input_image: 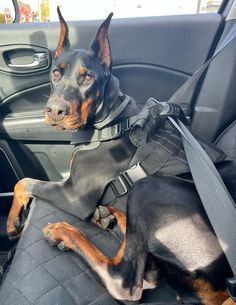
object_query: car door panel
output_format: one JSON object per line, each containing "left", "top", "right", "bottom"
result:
{"left": 0, "top": 13, "right": 224, "bottom": 180}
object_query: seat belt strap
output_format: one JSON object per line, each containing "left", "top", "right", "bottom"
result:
{"left": 168, "top": 116, "right": 236, "bottom": 299}
{"left": 168, "top": 23, "right": 236, "bottom": 112}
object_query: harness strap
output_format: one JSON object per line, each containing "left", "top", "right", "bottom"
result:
{"left": 71, "top": 119, "right": 131, "bottom": 145}
{"left": 71, "top": 97, "right": 173, "bottom": 146}
{"left": 99, "top": 100, "right": 185, "bottom": 206}
{"left": 71, "top": 94, "right": 135, "bottom": 145}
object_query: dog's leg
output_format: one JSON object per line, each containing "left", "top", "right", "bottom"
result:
{"left": 191, "top": 278, "right": 231, "bottom": 305}
{"left": 43, "top": 207, "right": 147, "bottom": 301}
{"left": 222, "top": 298, "right": 236, "bottom": 305}
{"left": 7, "top": 177, "right": 81, "bottom": 239}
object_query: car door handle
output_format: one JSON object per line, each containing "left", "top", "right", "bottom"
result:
{"left": 8, "top": 52, "right": 48, "bottom": 70}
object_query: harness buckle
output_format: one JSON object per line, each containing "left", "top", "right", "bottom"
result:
{"left": 110, "top": 163, "right": 147, "bottom": 197}
{"left": 108, "top": 118, "right": 131, "bottom": 140}
{"left": 226, "top": 277, "right": 236, "bottom": 301}
{"left": 110, "top": 123, "right": 122, "bottom": 138}
{"left": 121, "top": 162, "right": 147, "bottom": 188}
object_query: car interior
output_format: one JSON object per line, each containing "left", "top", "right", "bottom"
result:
{"left": 1, "top": 0, "right": 236, "bottom": 304}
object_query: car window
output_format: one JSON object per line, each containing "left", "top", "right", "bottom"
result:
{"left": 0, "top": 0, "right": 224, "bottom": 23}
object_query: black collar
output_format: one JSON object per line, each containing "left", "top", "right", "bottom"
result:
{"left": 71, "top": 94, "right": 133, "bottom": 145}
{"left": 94, "top": 94, "right": 131, "bottom": 129}
{"left": 71, "top": 118, "right": 131, "bottom": 145}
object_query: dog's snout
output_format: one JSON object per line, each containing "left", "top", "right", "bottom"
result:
{"left": 46, "top": 100, "right": 69, "bottom": 121}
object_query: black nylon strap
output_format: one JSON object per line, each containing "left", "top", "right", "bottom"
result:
{"left": 94, "top": 94, "right": 132, "bottom": 129}
{"left": 71, "top": 119, "right": 131, "bottom": 145}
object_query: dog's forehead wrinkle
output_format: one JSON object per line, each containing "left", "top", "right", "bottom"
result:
{"left": 74, "top": 49, "right": 105, "bottom": 73}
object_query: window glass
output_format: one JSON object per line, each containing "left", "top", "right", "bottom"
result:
{"left": 0, "top": 0, "right": 15, "bottom": 23}
{"left": 0, "top": 0, "right": 224, "bottom": 23}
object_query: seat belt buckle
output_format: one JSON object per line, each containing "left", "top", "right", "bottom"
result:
{"left": 226, "top": 277, "right": 236, "bottom": 301}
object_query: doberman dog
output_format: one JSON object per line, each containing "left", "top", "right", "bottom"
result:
{"left": 6, "top": 8, "right": 236, "bottom": 305}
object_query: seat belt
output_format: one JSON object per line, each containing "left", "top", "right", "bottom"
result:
{"left": 168, "top": 22, "right": 236, "bottom": 114}
{"left": 167, "top": 115, "right": 236, "bottom": 300}
{"left": 166, "top": 22, "right": 236, "bottom": 300}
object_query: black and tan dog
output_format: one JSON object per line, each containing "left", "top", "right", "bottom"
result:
{"left": 6, "top": 8, "right": 236, "bottom": 305}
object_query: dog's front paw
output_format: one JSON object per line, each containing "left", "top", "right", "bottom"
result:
{"left": 43, "top": 222, "right": 80, "bottom": 251}
{"left": 91, "top": 206, "right": 116, "bottom": 229}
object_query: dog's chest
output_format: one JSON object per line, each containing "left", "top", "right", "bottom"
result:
{"left": 69, "top": 136, "right": 136, "bottom": 187}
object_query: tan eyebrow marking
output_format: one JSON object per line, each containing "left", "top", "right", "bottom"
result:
{"left": 59, "top": 62, "right": 65, "bottom": 69}
{"left": 79, "top": 66, "right": 87, "bottom": 75}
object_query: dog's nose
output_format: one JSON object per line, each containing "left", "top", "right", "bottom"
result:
{"left": 45, "top": 102, "right": 69, "bottom": 121}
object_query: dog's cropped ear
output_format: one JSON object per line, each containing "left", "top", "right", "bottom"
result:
{"left": 54, "top": 6, "right": 70, "bottom": 59}
{"left": 90, "top": 13, "right": 113, "bottom": 71}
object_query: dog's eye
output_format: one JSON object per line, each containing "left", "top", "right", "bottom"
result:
{"left": 84, "top": 73, "right": 93, "bottom": 82}
{"left": 52, "top": 70, "right": 60, "bottom": 79}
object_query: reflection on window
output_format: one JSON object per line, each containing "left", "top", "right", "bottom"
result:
{"left": 0, "top": 0, "right": 15, "bottom": 23}
{"left": 0, "top": 0, "right": 223, "bottom": 24}
{"left": 18, "top": 0, "right": 49, "bottom": 22}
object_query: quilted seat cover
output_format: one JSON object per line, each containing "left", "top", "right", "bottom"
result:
{"left": 0, "top": 199, "right": 178, "bottom": 305}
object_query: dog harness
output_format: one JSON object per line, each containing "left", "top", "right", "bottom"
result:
{"left": 99, "top": 98, "right": 225, "bottom": 206}
{"left": 71, "top": 97, "right": 225, "bottom": 206}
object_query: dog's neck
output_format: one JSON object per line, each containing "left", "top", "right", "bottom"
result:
{"left": 94, "top": 75, "right": 139, "bottom": 128}
{"left": 71, "top": 75, "right": 139, "bottom": 146}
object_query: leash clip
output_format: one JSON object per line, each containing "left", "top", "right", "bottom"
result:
{"left": 226, "top": 277, "right": 236, "bottom": 301}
